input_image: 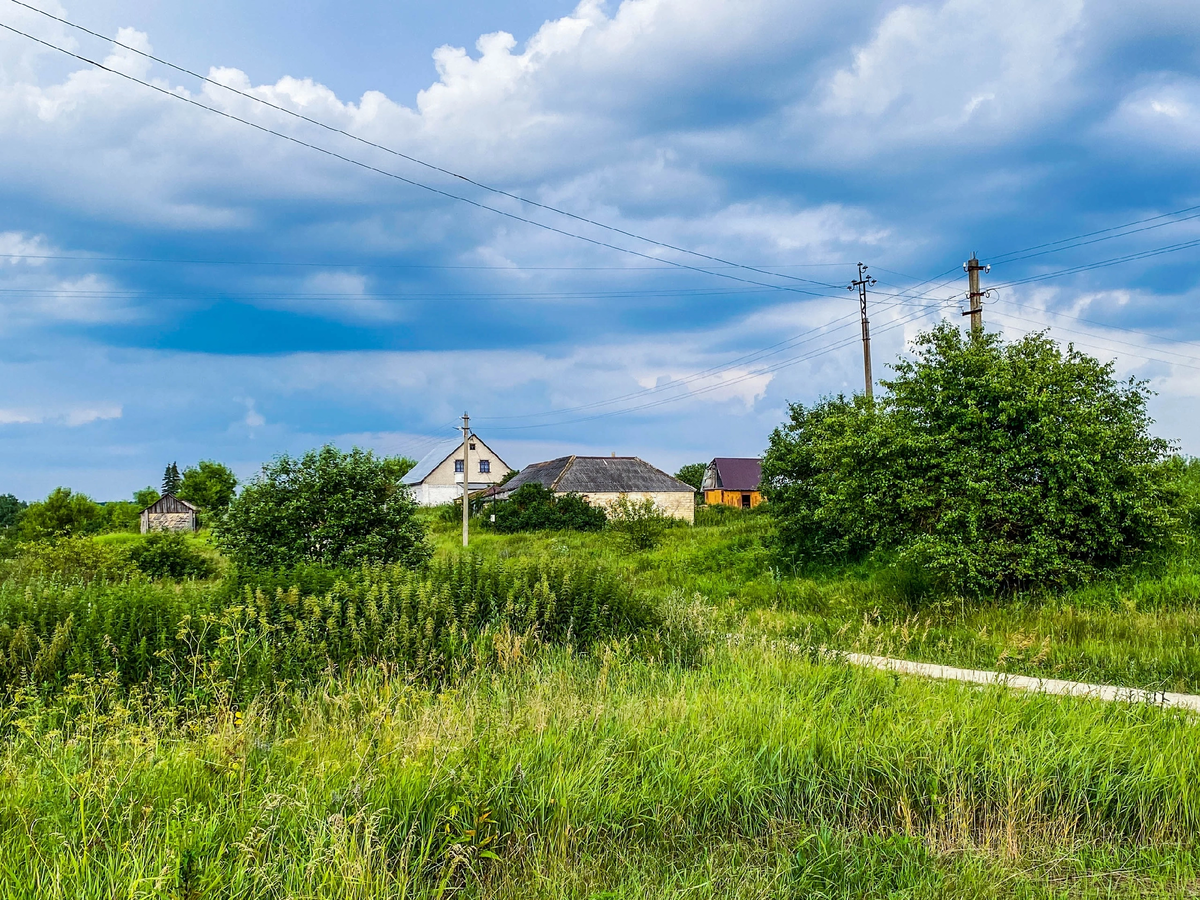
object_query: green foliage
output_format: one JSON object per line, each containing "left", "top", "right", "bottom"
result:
{"left": 764, "top": 325, "right": 1175, "bottom": 595}
{"left": 381, "top": 454, "right": 419, "bottom": 482}
{"left": 3, "top": 536, "right": 139, "bottom": 584}
{"left": 694, "top": 502, "right": 761, "bottom": 527}
{"left": 606, "top": 493, "right": 676, "bottom": 551}
{"left": 0, "top": 493, "right": 25, "bottom": 529}
{"left": 177, "top": 460, "right": 239, "bottom": 512}
{"left": 99, "top": 500, "right": 141, "bottom": 532}
{"left": 674, "top": 462, "right": 707, "bottom": 492}
{"left": 161, "top": 462, "right": 182, "bottom": 496}
{"left": 490, "top": 483, "right": 607, "bottom": 533}
{"left": 215, "top": 445, "right": 430, "bottom": 570}
{"left": 0, "top": 554, "right": 654, "bottom": 696}
{"left": 132, "top": 486, "right": 160, "bottom": 509}
{"left": 127, "top": 531, "right": 215, "bottom": 580}
{"left": 17, "top": 487, "right": 104, "bottom": 541}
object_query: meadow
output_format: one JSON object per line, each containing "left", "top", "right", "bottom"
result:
{"left": 1, "top": 512, "right": 1199, "bottom": 897}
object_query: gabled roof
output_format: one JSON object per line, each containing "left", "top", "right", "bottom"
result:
{"left": 706, "top": 457, "right": 762, "bottom": 491}
{"left": 401, "top": 433, "right": 509, "bottom": 486}
{"left": 402, "top": 440, "right": 458, "bottom": 486}
{"left": 141, "top": 493, "right": 197, "bottom": 514}
{"left": 499, "top": 456, "right": 693, "bottom": 496}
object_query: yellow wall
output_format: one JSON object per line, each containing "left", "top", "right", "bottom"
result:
{"left": 704, "top": 490, "right": 763, "bottom": 509}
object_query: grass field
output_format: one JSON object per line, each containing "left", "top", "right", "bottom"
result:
{"left": 1, "top": 513, "right": 1198, "bottom": 897}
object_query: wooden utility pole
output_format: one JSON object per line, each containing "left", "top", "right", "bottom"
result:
{"left": 848, "top": 262, "right": 877, "bottom": 400}
{"left": 963, "top": 255, "right": 989, "bottom": 336}
{"left": 461, "top": 411, "right": 470, "bottom": 548}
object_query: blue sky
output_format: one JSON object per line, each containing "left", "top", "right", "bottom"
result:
{"left": 1, "top": 0, "right": 1199, "bottom": 499}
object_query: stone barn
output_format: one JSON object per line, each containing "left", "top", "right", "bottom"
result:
{"left": 493, "top": 455, "right": 696, "bottom": 523}
{"left": 139, "top": 494, "right": 198, "bottom": 533}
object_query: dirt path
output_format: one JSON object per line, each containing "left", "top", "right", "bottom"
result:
{"left": 841, "top": 652, "right": 1200, "bottom": 712}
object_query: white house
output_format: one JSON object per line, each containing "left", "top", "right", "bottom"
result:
{"left": 402, "top": 434, "right": 514, "bottom": 506}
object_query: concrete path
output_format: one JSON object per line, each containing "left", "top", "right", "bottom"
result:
{"left": 840, "top": 651, "right": 1200, "bottom": 712}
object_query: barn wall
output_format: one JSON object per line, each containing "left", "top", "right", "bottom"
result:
{"left": 704, "top": 490, "right": 764, "bottom": 509}
{"left": 576, "top": 490, "right": 695, "bottom": 524}
{"left": 142, "top": 511, "right": 196, "bottom": 533}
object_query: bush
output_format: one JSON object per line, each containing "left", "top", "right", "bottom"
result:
{"left": 2, "top": 537, "right": 139, "bottom": 585}
{"left": 607, "top": 494, "right": 673, "bottom": 551}
{"left": 17, "top": 488, "right": 104, "bottom": 540}
{"left": 0, "top": 554, "right": 658, "bottom": 696}
{"left": 490, "top": 483, "right": 607, "bottom": 533}
{"left": 128, "top": 532, "right": 215, "bottom": 580}
{"left": 763, "top": 324, "right": 1175, "bottom": 595}
{"left": 215, "top": 445, "right": 430, "bottom": 570}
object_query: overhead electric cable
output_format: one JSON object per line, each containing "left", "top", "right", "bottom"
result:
{"left": 3, "top": 1, "right": 843, "bottom": 290}
{"left": 0, "top": 19, "right": 850, "bottom": 302}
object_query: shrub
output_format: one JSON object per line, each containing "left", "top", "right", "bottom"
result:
{"left": 607, "top": 494, "right": 672, "bottom": 551}
{"left": 763, "top": 324, "right": 1175, "bottom": 595}
{"left": 490, "top": 483, "right": 606, "bottom": 533}
{"left": 17, "top": 487, "right": 104, "bottom": 540}
{"left": 128, "top": 532, "right": 215, "bottom": 580}
{"left": 215, "top": 445, "right": 430, "bottom": 570}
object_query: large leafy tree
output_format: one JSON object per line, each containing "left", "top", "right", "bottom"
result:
{"left": 0, "top": 494, "right": 25, "bottom": 530}
{"left": 18, "top": 487, "right": 105, "bottom": 540}
{"left": 674, "top": 463, "right": 707, "bottom": 492}
{"left": 215, "top": 446, "right": 430, "bottom": 569}
{"left": 763, "top": 324, "right": 1175, "bottom": 594}
{"left": 178, "top": 460, "right": 239, "bottom": 513}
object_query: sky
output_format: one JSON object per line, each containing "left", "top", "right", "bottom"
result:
{"left": 1, "top": 0, "right": 1199, "bottom": 500}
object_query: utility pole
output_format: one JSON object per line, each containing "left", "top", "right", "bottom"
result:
{"left": 962, "top": 254, "right": 990, "bottom": 337}
{"left": 461, "top": 411, "right": 470, "bottom": 548}
{"left": 848, "top": 262, "right": 877, "bottom": 400}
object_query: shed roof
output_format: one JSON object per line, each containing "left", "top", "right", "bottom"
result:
{"left": 141, "top": 493, "right": 197, "bottom": 514}
{"left": 499, "top": 456, "right": 693, "bottom": 496}
{"left": 707, "top": 457, "right": 762, "bottom": 491}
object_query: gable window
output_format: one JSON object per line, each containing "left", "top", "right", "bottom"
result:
{"left": 479, "top": 459, "right": 491, "bottom": 474}
{"left": 469, "top": 442, "right": 476, "bottom": 450}
{"left": 454, "top": 460, "right": 464, "bottom": 473}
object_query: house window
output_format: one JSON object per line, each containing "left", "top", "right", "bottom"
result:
{"left": 741, "top": 493, "right": 752, "bottom": 509}
{"left": 479, "top": 459, "right": 491, "bottom": 474}
{"left": 469, "top": 442, "right": 476, "bottom": 450}
{"left": 455, "top": 459, "right": 464, "bottom": 473}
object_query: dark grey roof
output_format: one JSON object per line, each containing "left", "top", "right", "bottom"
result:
{"left": 142, "top": 493, "right": 197, "bottom": 514}
{"left": 498, "top": 456, "right": 692, "bottom": 497}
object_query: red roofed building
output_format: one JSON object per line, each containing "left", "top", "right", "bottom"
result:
{"left": 701, "top": 457, "right": 763, "bottom": 509}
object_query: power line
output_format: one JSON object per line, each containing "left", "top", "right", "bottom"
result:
{"left": 2, "top": 2, "right": 844, "bottom": 292}
{"left": 989, "top": 204, "right": 1200, "bottom": 265}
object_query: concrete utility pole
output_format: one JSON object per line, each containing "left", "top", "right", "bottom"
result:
{"left": 963, "top": 254, "right": 990, "bottom": 337}
{"left": 848, "top": 262, "right": 877, "bottom": 400}
{"left": 461, "top": 411, "right": 470, "bottom": 548}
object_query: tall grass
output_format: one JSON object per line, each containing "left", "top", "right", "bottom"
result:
{"left": 1, "top": 645, "right": 1197, "bottom": 898}
{"left": 0, "top": 554, "right": 655, "bottom": 699}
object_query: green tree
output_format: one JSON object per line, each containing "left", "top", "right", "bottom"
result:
{"left": 0, "top": 494, "right": 25, "bottom": 530}
{"left": 214, "top": 445, "right": 430, "bottom": 570}
{"left": 18, "top": 487, "right": 105, "bottom": 540}
{"left": 674, "top": 463, "right": 707, "bottom": 492}
{"left": 763, "top": 324, "right": 1174, "bottom": 595}
{"left": 100, "top": 501, "right": 141, "bottom": 532}
{"left": 177, "top": 461, "right": 239, "bottom": 513}
{"left": 133, "top": 487, "right": 160, "bottom": 509}
{"left": 381, "top": 455, "right": 419, "bottom": 483}
{"left": 161, "top": 463, "right": 181, "bottom": 496}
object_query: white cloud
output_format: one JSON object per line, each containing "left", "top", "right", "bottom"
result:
{"left": 0, "top": 404, "right": 121, "bottom": 426}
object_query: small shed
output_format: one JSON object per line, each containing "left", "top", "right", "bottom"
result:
{"left": 494, "top": 455, "right": 696, "bottom": 523}
{"left": 139, "top": 494, "right": 198, "bottom": 533}
{"left": 701, "top": 458, "right": 763, "bottom": 509}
